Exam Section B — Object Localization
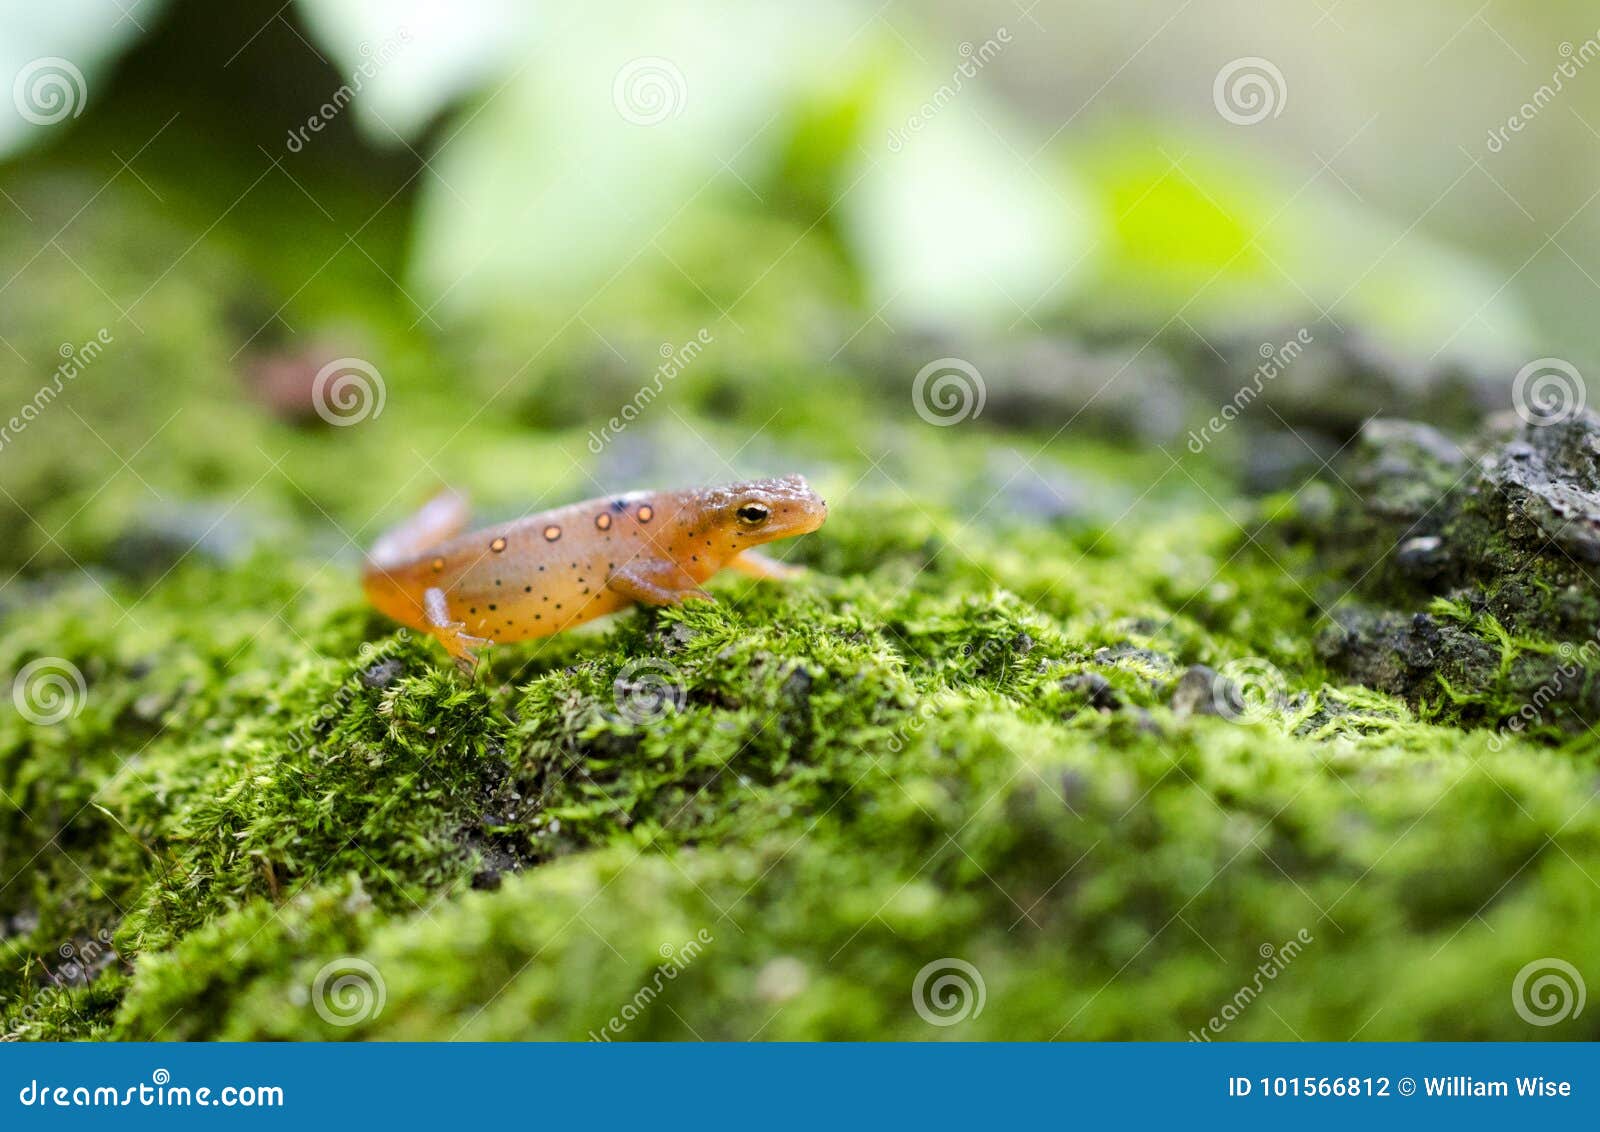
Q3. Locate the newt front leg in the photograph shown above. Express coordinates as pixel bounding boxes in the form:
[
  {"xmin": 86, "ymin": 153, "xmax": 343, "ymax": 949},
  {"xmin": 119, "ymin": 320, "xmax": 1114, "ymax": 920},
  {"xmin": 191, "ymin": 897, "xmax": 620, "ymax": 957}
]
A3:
[
  {"xmin": 608, "ymin": 559, "xmax": 710, "ymax": 605},
  {"xmin": 726, "ymin": 549, "xmax": 805, "ymax": 581},
  {"xmin": 424, "ymin": 587, "xmax": 492, "ymax": 675}
]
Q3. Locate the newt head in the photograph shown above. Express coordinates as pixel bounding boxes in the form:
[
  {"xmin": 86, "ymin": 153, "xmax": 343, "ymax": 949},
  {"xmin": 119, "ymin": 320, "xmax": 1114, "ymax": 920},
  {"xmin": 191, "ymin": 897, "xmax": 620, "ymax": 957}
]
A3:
[{"xmin": 692, "ymin": 474, "xmax": 828, "ymax": 550}]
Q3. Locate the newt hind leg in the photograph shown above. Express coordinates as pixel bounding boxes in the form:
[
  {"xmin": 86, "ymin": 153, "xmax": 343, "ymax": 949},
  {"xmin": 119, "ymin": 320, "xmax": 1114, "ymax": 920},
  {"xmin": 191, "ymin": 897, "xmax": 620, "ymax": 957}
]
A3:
[
  {"xmin": 424, "ymin": 586, "xmax": 492, "ymax": 676},
  {"xmin": 367, "ymin": 490, "xmax": 470, "ymax": 571}
]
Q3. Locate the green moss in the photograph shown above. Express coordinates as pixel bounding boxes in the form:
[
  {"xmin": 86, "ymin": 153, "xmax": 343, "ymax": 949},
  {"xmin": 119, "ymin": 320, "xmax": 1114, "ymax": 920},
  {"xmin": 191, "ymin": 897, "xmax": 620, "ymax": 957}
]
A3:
[
  {"xmin": 110, "ymin": 706, "xmax": 1600, "ymax": 1041},
  {"xmin": 4, "ymin": 171, "xmax": 1599, "ymax": 1043},
  {"xmin": 9, "ymin": 502, "xmax": 1598, "ymax": 1041}
]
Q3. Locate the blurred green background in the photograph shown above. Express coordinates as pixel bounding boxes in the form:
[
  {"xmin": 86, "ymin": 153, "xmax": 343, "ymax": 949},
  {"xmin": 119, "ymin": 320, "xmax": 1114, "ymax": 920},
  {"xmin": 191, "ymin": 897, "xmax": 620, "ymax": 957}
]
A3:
[
  {"xmin": 4, "ymin": 0, "xmax": 1595, "ymax": 567},
  {"xmin": 3, "ymin": 0, "xmax": 1599, "ymax": 1042}
]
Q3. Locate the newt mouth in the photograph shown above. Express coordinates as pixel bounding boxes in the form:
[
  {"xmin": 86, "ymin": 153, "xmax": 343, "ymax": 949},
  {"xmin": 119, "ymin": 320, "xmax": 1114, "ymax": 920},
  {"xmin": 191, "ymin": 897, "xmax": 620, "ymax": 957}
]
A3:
[{"xmin": 753, "ymin": 474, "xmax": 827, "ymax": 539}]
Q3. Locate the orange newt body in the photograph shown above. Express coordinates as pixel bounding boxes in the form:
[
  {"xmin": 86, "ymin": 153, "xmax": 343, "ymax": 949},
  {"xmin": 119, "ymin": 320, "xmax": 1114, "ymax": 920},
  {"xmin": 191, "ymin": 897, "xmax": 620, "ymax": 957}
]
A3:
[{"xmin": 362, "ymin": 475, "xmax": 826, "ymax": 671}]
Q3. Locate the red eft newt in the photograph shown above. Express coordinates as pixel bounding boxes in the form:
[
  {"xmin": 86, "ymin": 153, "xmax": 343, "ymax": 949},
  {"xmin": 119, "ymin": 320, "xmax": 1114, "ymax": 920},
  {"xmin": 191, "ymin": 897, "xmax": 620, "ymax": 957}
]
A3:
[{"xmin": 362, "ymin": 475, "xmax": 827, "ymax": 672}]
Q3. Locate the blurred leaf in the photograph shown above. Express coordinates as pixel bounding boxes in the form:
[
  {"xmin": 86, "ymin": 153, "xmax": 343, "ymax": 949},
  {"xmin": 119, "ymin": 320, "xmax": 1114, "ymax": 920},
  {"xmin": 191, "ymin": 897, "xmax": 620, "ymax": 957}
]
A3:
[
  {"xmin": 409, "ymin": 0, "xmax": 863, "ymax": 317},
  {"xmin": 842, "ymin": 73, "xmax": 1095, "ymax": 332},
  {"xmin": 0, "ymin": 0, "xmax": 165, "ymax": 160},
  {"xmin": 295, "ymin": 0, "xmax": 535, "ymax": 142},
  {"xmin": 1065, "ymin": 131, "xmax": 1533, "ymax": 357}
]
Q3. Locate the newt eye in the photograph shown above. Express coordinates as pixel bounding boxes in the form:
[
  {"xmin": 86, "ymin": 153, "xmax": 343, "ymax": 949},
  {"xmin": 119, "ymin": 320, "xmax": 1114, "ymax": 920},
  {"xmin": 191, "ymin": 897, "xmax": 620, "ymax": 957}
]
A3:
[{"xmin": 736, "ymin": 503, "xmax": 770, "ymax": 526}]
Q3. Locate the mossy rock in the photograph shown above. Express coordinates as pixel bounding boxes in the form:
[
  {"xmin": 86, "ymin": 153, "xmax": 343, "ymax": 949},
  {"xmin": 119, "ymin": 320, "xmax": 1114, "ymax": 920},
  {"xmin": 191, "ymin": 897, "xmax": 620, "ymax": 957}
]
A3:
[
  {"xmin": 1265, "ymin": 412, "xmax": 1600, "ymax": 740},
  {"xmin": 3, "ymin": 171, "xmax": 1598, "ymax": 1043}
]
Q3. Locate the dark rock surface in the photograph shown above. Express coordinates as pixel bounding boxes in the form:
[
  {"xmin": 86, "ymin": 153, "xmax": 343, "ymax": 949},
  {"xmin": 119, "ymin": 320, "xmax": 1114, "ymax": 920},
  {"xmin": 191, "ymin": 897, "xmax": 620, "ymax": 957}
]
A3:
[
  {"xmin": 1169, "ymin": 664, "xmax": 1225, "ymax": 717},
  {"xmin": 1205, "ymin": 328, "xmax": 1511, "ymax": 437},
  {"xmin": 1482, "ymin": 409, "xmax": 1600, "ymax": 562},
  {"xmin": 1273, "ymin": 410, "xmax": 1600, "ymax": 738}
]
